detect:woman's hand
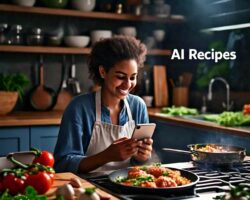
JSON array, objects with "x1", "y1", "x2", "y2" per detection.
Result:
[
  {"x1": 104, "y1": 137, "x2": 139, "y2": 162},
  {"x1": 132, "y1": 138, "x2": 153, "y2": 162}
]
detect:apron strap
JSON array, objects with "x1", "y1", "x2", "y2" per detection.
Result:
[
  {"x1": 124, "y1": 98, "x2": 133, "y2": 121},
  {"x1": 96, "y1": 90, "x2": 133, "y2": 122},
  {"x1": 95, "y1": 90, "x2": 101, "y2": 122}
]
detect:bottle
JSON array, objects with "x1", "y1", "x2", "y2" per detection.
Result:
[{"x1": 201, "y1": 96, "x2": 207, "y2": 114}]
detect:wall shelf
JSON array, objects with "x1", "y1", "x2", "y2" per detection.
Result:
[
  {"x1": 0, "y1": 45, "x2": 172, "y2": 56},
  {"x1": 0, "y1": 4, "x2": 185, "y2": 23}
]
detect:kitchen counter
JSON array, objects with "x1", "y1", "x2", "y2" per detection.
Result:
[
  {"x1": 0, "y1": 111, "x2": 62, "y2": 127},
  {"x1": 148, "y1": 108, "x2": 250, "y2": 137},
  {"x1": 1, "y1": 109, "x2": 250, "y2": 137},
  {"x1": 48, "y1": 172, "x2": 118, "y2": 199}
]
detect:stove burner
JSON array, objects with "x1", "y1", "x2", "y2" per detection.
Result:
[{"x1": 84, "y1": 160, "x2": 250, "y2": 200}]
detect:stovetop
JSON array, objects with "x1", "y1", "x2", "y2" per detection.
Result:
[{"x1": 83, "y1": 161, "x2": 250, "y2": 200}]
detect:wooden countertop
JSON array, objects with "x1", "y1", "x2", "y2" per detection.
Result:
[
  {"x1": 48, "y1": 172, "x2": 118, "y2": 199},
  {"x1": 148, "y1": 108, "x2": 250, "y2": 138},
  {"x1": 0, "y1": 109, "x2": 250, "y2": 137},
  {"x1": 0, "y1": 111, "x2": 63, "y2": 127}
]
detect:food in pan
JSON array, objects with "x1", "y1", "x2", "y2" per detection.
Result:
[
  {"x1": 194, "y1": 144, "x2": 236, "y2": 153},
  {"x1": 115, "y1": 164, "x2": 191, "y2": 188}
]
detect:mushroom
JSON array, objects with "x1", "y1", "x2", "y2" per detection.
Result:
[
  {"x1": 56, "y1": 183, "x2": 75, "y2": 200},
  {"x1": 78, "y1": 188, "x2": 100, "y2": 200},
  {"x1": 70, "y1": 177, "x2": 82, "y2": 188}
]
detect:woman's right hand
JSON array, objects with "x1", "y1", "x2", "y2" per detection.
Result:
[{"x1": 104, "y1": 137, "x2": 139, "y2": 162}]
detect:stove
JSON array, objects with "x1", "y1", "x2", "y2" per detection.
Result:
[{"x1": 83, "y1": 160, "x2": 250, "y2": 200}]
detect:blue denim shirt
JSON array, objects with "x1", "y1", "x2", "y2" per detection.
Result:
[{"x1": 54, "y1": 92, "x2": 149, "y2": 173}]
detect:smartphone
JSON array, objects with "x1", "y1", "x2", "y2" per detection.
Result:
[{"x1": 132, "y1": 123, "x2": 156, "y2": 140}]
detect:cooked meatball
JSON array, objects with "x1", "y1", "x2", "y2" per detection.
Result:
[{"x1": 155, "y1": 176, "x2": 178, "y2": 188}]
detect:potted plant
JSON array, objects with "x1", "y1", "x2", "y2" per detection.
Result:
[{"x1": 0, "y1": 73, "x2": 30, "y2": 115}]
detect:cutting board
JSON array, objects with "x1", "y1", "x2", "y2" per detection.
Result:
[
  {"x1": 47, "y1": 173, "x2": 118, "y2": 199},
  {"x1": 153, "y1": 65, "x2": 169, "y2": 107}
]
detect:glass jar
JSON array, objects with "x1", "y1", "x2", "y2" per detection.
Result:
[
  {"x1": 9, "y1": 24, "x2": 23, "y2": 45},
  {"x1": 0, "y1": 23, "x2": 8, "y2": 44}
]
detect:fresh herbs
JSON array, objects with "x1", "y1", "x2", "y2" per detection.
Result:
[
  {"x1": 0, "y1": 186, "x2": 47, "y2": 200},
  {"x1": 0, "y1": 73, "x2": 30, "y2": 100},
  {"x1": 161, "y1": 106, "x2": 198, "y2": 116},
  {"x1": 214, "y1": 184, "x2": 250, "y2": 200}
]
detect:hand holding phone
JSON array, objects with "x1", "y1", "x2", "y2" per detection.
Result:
[{"x1": 132, "y1": 123, "x2": 156, "y2": 140}]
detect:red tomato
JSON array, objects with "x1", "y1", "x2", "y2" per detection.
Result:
[
  {"x1": 26, "y1": 171, "x2": 52, "y2": 194},
  {"x1": 2, "y1": 174, "x2": 26, "y2": 195},
  {"x1": 33, "y1": 151, "x2": 55, "y2": 167}
]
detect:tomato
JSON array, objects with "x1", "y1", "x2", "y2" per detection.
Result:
[
  {"x1": 243, "y1": 104, "x2": 250, "y2": 115},
  {"x1": 26, "y1": 171, "x2": 52, "y2": 194},
  {"x1": 33, "y1": 150, "x2": 55, "y2": 167},
  {"x1": 0, "y1": 177, "x2": 4, "y2": 193},
  {"x1": 2, "y1": 174, "x2": 26, "y2": 195}
]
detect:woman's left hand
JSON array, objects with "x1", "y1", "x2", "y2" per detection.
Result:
[{"x1": 132, "y1": 138, "x2": 153, "y2": 162}]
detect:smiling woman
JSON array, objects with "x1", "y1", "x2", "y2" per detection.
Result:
[{"x1": 54, "y1": 36, "x2": 155, "y2": 174}]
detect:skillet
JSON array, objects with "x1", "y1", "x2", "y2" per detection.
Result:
[
  {"x1": 108, "y1": 167, "x2": 199, "y2": 195},
  {"x1": 163, "y1": 143, "x2": 246, "y2": 166}
]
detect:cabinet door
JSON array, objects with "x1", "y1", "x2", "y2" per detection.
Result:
[
  {"x1": 0, "y1": 127, "x2": 29, "y2": 156},
  {"x1": 30, "y1": 126, "x2": 59, "y2": 153}
]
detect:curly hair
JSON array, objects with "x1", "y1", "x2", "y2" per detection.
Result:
[{"x1": 88, "y1": 36, "x2": 147, "y2": 85}]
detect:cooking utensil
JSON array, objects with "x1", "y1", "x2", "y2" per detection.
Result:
[
  {"x1": 162, "y1": 143, "x2": 246, "y2": 166},
  {"x1": 108, "y1": 167, "x2": 199, "y2": 195},
  {"x1": 53, "y1": 56, "x2": 73, "y2": 111},
  {"x1": 30, "y1": 55, "x2": 57, "y2": 111},
  {"x1": 67, "y1": 55, "x2": 81, "y2": 95}
]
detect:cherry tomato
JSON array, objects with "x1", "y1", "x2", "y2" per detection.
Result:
[
  {"x1": 33, "y1": 150, "x2": 55, "y2": 167},
  {"x1": 26, "y1": 171, "x2": 52, "y2": 194},
  {"x1": 2, "y1": 174, "x2": 26, "y2": 195}
]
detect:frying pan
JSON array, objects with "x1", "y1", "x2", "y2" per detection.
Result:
[
  {"x1": 162, "y1": 143, "x2": 246, "y2": 166},
  {"x1": 108, "y1": 167, "x2": 199, "y2": 195}
]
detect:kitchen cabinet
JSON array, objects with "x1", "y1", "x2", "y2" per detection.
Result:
[
  {"x1": 0, "y1": 127, "x2": 29, "y2": 156},
  {"x1": 0, "y1": 125, "x2": 59, "y2": 156}
]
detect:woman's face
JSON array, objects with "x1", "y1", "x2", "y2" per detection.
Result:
[{"x1": 101, "y1": 59, "x2": 138, "y2": 100}]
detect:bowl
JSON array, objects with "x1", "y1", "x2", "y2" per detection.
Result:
[
  {"x1": 39, "y1": 0, "x2": 68, "y2": 8},
  {"x1": 153, "y1": 29, "x2": 165, "y2": 42},
  {"x1": 12, "y1": 0, "x2": 36, "y2": 7},
  {"x1": 47, "y1": 35, "x2": 62, "y2": 46},
  {"x1": 71, "y1": 0, "x2": 96, "y2": 12},
  {"x1": 90, "y1": 30, "x2": 112, "y2": 45},
  {"x1": 64, "y1": 35, "x2": 90, "y2": 47},
  {"x1": 118, "y1": 27, "x2": 137, "y2": 37}
]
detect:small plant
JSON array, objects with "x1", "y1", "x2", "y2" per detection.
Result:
[{"x1": 0, "y1": 73, "x2": 30, "y2": 100}]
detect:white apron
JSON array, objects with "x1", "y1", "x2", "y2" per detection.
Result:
[{"x1": 85, "y1": 90, "x2": 135, "y2": 172}]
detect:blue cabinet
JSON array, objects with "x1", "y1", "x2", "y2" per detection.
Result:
[
  {"x1": 30, "y1": 126, "x2": 59, "y2": 153},
  {"x1": 0, "y1": 127, "x2": 29, "y2": 156},
  {"x1": 0, "y1": 126, "x2": 59, "y2": 156}
]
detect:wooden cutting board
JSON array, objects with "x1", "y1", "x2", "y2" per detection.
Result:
[
  {"x1": 153, "y1": 65, "x2": 169, "y2": 107},
  {"x1": 47, "y1": 173, "x2": 118, "y2": 200}
]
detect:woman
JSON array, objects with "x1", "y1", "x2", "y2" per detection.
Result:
[{"x1": 54, "y1": 36, "x2": 153, "y2": 174}]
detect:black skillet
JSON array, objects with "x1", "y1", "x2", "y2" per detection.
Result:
[{"x1": 108, "y1": 167, "x2": 199, "y2": 196}]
